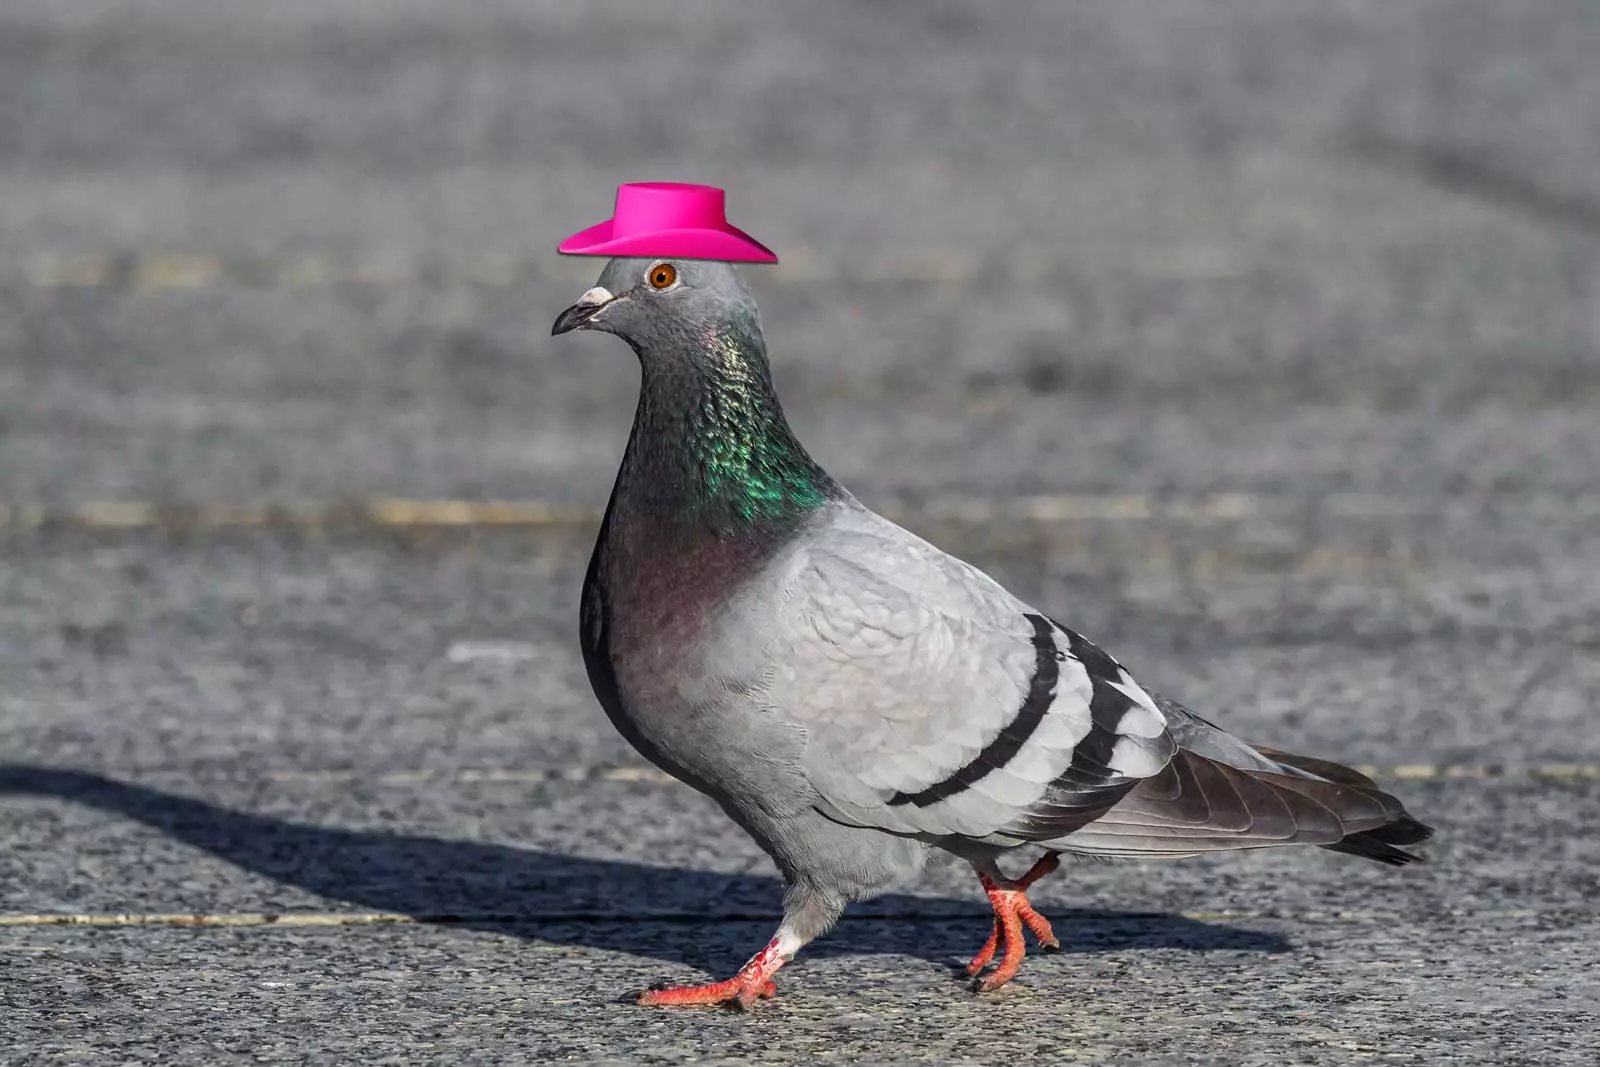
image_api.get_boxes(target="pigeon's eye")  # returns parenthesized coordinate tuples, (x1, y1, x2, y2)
(647, 264, 678, 290)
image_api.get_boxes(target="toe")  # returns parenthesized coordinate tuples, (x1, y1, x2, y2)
(637, 979, 737, 1007)
(964, 920, 1002, 976)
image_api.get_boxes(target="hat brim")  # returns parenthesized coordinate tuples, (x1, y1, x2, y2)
(557, 220, 778, 264)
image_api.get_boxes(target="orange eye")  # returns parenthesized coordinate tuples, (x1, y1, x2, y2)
(648, 263, 678, 289)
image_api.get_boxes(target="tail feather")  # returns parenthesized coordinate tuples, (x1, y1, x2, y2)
(1256, 745, 1434, 861)
(1325, 827, 1429, 866)
(1347, 812, 1433, 846)
(1059, 745, 1433, 865)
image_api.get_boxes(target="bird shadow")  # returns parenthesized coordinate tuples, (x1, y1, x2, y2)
(0, 764, 1289, 974)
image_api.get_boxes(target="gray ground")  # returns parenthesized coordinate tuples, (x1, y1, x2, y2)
(2, 1, 1598, 1063)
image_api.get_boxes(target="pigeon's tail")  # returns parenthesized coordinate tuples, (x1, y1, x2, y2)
(1051, 696, 1433, 864)
(1252, 746, 1434, 866)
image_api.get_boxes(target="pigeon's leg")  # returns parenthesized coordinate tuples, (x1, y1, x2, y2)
(636, 908, 821, 1012)
(636, 933, 790, 1011)
(965, 851, 1062, 991)
(636, 874, 843, 1009)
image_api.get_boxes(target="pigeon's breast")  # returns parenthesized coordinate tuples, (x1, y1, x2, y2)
(603, 531, 770, 689)
(585, 521, 804, 797)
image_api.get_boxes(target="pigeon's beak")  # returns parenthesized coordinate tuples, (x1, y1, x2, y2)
(552, 287, 616, 336)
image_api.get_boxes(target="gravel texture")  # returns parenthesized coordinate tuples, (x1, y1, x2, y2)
(2, 1, 1598, 1063)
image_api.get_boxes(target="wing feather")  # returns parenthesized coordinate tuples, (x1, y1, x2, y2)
(761, 508, 1172, 843)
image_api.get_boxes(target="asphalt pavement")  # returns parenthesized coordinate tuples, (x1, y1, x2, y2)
(2, 2, 1598, 1064)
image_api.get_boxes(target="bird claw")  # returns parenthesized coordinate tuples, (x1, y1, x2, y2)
(972, 972, 1012, 995)
(635, 939, 786, 1009)
(966, 863, 1061, 992)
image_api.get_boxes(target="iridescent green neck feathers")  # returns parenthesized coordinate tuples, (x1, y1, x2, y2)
(621, 321, 838, 529)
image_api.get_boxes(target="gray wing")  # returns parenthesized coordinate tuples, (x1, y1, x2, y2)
(760, 507, 1175, 844)
(759, 506, 1426, 860)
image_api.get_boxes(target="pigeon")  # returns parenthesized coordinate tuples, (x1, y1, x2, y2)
(552, 257, 1432, 1010)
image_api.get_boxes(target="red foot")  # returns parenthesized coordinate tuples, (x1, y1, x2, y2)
(966, 853, 1061, 992)
(637, 938, 786, 1011)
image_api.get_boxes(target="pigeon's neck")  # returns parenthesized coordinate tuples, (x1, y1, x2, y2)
(614, 322, 841, 535)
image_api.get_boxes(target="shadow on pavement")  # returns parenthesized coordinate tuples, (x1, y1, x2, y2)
(1, 764, 1289, 972)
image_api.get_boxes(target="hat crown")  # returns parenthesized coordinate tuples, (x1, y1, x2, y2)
(558, 182, 776, 263)
(612, 183, 727, 235)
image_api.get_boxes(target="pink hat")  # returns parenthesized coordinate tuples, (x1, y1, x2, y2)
(557, 182, 778, 263)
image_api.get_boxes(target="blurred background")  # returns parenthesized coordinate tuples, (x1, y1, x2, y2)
(2, 1, 1597, 1061)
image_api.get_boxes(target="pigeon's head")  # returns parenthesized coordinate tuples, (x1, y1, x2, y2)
(551, 257, 759, 353)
